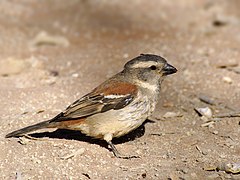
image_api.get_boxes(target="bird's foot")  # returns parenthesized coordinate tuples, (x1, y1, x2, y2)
(107, 140, 140, 159)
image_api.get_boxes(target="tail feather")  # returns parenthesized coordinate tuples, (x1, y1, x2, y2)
(5, 119, 53, 138)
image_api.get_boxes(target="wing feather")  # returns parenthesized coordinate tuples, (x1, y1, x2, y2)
(51, 81, 137, 122)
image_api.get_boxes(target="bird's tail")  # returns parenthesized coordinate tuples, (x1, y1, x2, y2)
(5, 119, 54, 138)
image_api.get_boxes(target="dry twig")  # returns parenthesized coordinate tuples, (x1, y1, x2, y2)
(213, 111, 240, 118)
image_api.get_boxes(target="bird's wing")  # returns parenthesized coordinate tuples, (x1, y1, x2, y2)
(51, 81, 138, 122)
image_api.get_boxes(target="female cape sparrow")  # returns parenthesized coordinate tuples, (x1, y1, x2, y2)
(6, 54, 177, 158)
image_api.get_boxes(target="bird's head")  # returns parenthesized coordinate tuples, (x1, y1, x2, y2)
(123, 54, 177, 88)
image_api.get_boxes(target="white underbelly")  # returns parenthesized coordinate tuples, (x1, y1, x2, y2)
(77, 95, 156, 138)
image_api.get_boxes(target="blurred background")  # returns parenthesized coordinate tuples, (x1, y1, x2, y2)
(1, 0, 240, 179)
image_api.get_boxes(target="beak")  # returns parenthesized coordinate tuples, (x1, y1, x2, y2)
(162, 63, 177, 76)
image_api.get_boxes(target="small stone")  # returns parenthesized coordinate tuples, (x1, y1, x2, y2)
(202, 149, 208, 155)
(196, 145, 208, 155)
(223, 76, 232, 84)
(0, 58, 30, 76)
(123, 53, 129, 58)
(163, 112, 181, 118)
(72, 73, 79, 78)
(195, 107, 212, 118)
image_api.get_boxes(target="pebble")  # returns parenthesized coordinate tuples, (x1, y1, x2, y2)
(0, 58, 30, 76)
(123, 53, 129, 58)
(195, 107, 212, 118)
(202, 149, 208, 155)
(72, 73, 79, 78)
(223, 76, 232, 84)
(163, 112, 181, 118)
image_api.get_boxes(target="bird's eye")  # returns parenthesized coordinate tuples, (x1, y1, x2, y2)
(150, 65, 157, 70)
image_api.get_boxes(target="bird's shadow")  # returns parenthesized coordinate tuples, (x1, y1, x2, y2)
(30, 119, 155, 150)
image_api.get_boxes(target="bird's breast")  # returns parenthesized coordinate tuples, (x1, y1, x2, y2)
(66, 92, 158, 139)
(118, 95, 154, 121)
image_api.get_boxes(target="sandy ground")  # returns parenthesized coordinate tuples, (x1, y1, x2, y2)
(0, 0, 240, 179)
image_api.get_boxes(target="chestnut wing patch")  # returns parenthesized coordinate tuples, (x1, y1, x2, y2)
(51, 81, 137, 122)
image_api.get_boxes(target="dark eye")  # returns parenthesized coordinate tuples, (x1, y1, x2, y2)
(150, 65, 157, 70)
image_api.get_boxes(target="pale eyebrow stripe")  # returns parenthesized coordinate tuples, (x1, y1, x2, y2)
(130, 61, 159, 68)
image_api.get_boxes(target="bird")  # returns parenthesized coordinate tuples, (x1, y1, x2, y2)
(6, 54, 177, 158)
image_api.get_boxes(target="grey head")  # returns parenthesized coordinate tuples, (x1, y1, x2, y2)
(123, 54, 177, 87)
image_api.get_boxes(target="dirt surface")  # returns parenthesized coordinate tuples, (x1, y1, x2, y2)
(1, 0, 240, 179)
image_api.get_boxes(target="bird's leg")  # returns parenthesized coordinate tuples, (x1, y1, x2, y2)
(107, 141, 140, 159)
(104, 133, 139, 159)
